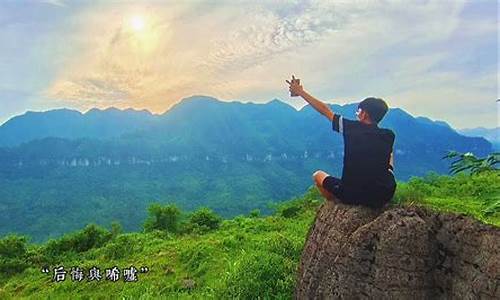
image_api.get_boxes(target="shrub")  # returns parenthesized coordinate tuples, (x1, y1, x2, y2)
(0, 235, 29, 276)
(143, 203, 181, 233)
(0, 235, 27, 259)
(102, 235, 142, 260)
(110, 221, 123, 239)
(281, 205, 301, 218)
(248, 209, 261, 218)
(188, 207, 222, 231)
(44, 224, 112, 256)
(0, 258, 29, 276)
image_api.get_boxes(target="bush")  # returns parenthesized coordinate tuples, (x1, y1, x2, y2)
(0, 235, 27, 259)
(44, 224, 112, 256)
(143, 203, 181, 233)
(0, 258, 29, 277)
(110, 221, 123, 239)
(0, 235, 29, 276)
(248, 209, 261, 218)
(103, 235, 142, 260)
(281, 206, 301, 218)
(188, 207, 222, 231)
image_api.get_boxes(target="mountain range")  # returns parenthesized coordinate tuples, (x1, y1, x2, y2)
(458, 127, 499, 150)
(0, 95, 493, 241)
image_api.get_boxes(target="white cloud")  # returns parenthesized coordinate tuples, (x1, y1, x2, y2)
(40, 0, 66, 7)
(40, 0, 497, 127)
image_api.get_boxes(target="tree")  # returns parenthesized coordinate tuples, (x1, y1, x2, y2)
(189, 207, 222, 231)
(143, 203, 181, 233)
(442, 151, 499, 175)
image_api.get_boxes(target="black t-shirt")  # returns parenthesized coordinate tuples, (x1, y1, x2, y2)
(332, 113, 396, 207)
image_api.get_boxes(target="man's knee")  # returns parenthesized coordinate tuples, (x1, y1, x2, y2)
(312, 170, 328, 186)
(312, 170, 322, 182)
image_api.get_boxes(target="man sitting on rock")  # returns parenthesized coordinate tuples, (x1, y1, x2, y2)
(286, 75, 396, 209)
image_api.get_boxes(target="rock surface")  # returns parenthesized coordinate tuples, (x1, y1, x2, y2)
(295, 201, 500, 299)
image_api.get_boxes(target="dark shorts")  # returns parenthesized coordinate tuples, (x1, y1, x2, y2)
(322, 176, 394, 209)
(322, 176, 344, 199)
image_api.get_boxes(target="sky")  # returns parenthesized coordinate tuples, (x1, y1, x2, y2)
(0, 0, 498, 129)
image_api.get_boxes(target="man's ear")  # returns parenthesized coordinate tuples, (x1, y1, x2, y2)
(364, 111, 372, 123)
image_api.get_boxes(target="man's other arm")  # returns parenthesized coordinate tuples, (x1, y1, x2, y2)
(298, 89, 334, 121)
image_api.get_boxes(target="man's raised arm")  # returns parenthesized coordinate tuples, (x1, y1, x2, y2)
(299, 89, 334, 121)
(286, 75, 334, 121)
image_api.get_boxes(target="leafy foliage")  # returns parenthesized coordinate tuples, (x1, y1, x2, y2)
(443, 151, 499, 175)
(44, 224, 112, 257)
(0, 235, 29, 277)
(110, 221, 123, 238)
(248, 209, 261, 218)
(0, 235, 27, 258)
(187, 207, 222, 232)
(143, 203, 181, 233)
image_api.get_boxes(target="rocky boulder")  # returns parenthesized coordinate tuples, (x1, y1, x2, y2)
(295, 201, 499, 299)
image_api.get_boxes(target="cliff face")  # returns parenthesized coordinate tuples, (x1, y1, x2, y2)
(295, 201, 500, 299)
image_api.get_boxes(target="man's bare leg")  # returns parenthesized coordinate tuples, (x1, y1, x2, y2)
(312, 170, 338, 203)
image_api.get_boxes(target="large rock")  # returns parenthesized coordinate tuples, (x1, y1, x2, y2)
(295, 201, 500, 299)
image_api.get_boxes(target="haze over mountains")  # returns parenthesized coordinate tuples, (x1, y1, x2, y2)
(0, 95, 493, 241)
(459, 127, 499, 150)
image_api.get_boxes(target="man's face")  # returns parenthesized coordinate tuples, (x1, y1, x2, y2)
(356, 108, 369, 123)
(355, 107, 363, 120)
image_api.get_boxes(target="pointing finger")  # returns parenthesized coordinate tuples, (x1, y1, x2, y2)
(285, 80, 291, 85)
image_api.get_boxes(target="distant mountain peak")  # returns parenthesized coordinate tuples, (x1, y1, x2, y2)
(460, 126, 498, 131)
(24, 108, 82, 115)
(85, 107, 154, 116)
(179, 95, 221, 103)
(267, 98, 286, 105)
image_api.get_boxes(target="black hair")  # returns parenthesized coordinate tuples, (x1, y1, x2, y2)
(358, 97, 388, 124)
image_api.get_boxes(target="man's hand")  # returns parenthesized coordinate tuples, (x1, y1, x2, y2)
(285, 75, 304, 97)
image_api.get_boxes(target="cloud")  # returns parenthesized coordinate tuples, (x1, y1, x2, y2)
(40, 0, 66, 7)
(40, 0, 497, 128)
(44, 1, 348, 110)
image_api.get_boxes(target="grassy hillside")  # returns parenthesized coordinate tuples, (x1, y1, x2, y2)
(0, 171, 498, 299)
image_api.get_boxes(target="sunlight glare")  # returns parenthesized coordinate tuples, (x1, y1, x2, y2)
(130, 15, 145, 32)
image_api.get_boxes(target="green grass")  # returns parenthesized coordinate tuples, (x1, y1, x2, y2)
(0, 171, 498, 299)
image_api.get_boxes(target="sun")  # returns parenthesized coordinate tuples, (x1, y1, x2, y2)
(124, 14, 161, 54)
(130, 15, 145, 32)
